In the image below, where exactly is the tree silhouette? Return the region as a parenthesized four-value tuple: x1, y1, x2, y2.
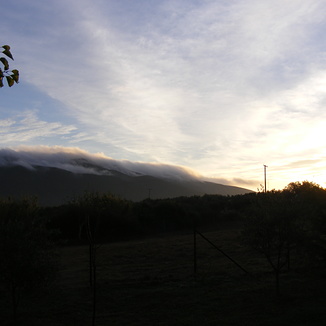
(70, 192, 107, 326)
(0, 197, 57, 325)
(243, 182, 326, 295)
(283, 181, 326, 265)
(242, 190, 297, 295)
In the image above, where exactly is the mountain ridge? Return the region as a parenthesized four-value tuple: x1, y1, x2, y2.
(0, 164, 253, 206)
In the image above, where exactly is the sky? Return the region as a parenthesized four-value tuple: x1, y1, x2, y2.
(1, 0, 326, 191)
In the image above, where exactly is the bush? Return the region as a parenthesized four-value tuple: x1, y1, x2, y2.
(0, 197, 58, 324)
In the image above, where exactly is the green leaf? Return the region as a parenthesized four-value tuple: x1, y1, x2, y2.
(6, 76, 14, 87)
(0, 57, 9, 70)
(2, 50, 14, 60)
(2, 45, 13, 60)
(0, 77, 4, 88)
(11, 70, 19, 83)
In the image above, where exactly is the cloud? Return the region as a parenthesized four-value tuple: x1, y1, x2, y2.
(0, 145, 203, 181)
(2, 0, 326, 191)
(0, 110, 76, 143)
(204, 176, 259, 189)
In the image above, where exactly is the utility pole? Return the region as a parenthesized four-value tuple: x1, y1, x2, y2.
(264, 165, 268, 192)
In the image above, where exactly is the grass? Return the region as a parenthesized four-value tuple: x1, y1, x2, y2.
(1, 227, 326, 325)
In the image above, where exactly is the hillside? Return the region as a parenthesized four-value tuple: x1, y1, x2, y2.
(0, 165, 252, 206)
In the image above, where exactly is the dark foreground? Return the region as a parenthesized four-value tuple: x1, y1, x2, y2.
(1, 228, 326, 325)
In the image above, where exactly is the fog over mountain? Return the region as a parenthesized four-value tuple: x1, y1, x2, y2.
(0, 146, 253, 205)
(0, 146, 202, 180)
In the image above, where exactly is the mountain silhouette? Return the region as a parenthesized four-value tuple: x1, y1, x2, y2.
(0, 164, 253, 206)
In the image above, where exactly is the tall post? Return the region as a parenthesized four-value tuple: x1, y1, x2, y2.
(264, 164, 268, 192)
(193, 216, 197, 278)
(194, 229, 197, 277)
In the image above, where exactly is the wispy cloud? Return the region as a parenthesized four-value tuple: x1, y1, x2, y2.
(0, 111, 76, 143)
(2, 0, 326, 190)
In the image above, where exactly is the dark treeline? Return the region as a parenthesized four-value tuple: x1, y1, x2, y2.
(2, 181, 326, 324)
(42, 180, 326, 291)
(43, 192, 251, 243)
(40, 180, 326, 248)
(2, 180, 326, 251)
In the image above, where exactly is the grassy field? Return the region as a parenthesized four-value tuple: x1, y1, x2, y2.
(2, 226, 326, 325)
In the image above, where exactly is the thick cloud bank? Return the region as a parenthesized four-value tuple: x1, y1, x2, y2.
(0, 146, 202, 181)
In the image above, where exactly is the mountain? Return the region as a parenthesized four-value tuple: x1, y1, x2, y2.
(0, 164, 253, 206)
(0, 148, 253, 206)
